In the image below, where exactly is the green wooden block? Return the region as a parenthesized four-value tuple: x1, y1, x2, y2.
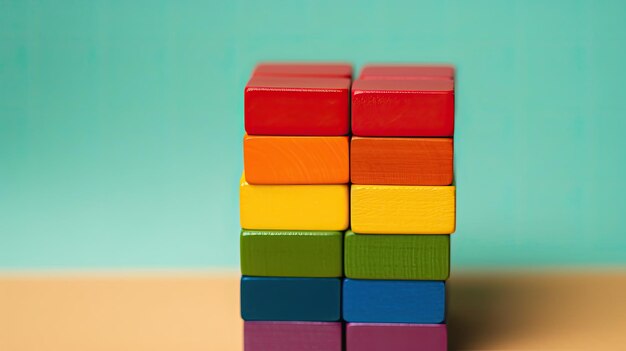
(241, 230, 343, 278)
(344, 231, 449, 280)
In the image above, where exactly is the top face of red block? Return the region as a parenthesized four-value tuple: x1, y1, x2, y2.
(252, 62, 353, 79)
(245, 76, 351, 136)
(359, 64, 455, 80)
(354, 79, 454, 92)
(351, 79, 455, 137)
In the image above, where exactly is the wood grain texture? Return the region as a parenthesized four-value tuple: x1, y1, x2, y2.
(240, 277, 341, 322)
(244, 321, 342, 351)
(344, 231, 449, 280)
(351, 185, 455, 234)
(343, 279, 445, 324)
(240, 230, 343, 278)
(245, 76, 350, 136)
(351, 79, 454, 137)
(347, 323, 447, 351)
(239, 174, 349, 231)
(351, 137, 453, 185)
(243, 135, 349, 185)
(252, 62, 352, 78)
(359, 64, 455, 80)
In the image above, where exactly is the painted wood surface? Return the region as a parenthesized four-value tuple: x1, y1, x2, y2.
(244, 135, 349, 185)
(239, 174, 349, 231)
(244, 321, 342, 351)
(347, 323, 447, 351)
(359, 64, 455, 80)
(343, 279, 446, 323)
(245, 76, 350, 136)
(240, 277, 341, 322)
(240, 230, 343, 278)
(344, 231, 449, 280)
(251, 62, 352, 78)
(351, 136, 453, 185)
(351, 79, 454, 137)
(351, 184, 455, 234)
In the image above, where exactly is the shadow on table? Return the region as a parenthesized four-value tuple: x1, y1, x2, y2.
(447, 272, 543, 351)
(446, 269, 626, 350)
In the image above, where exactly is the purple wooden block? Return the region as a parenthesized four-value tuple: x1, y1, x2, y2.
(244, 321, 342, 351)
(347, 323, 447, 351)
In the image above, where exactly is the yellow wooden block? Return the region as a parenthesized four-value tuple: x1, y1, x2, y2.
(351, 185, 455, 234)
(240, 174, 349, 231)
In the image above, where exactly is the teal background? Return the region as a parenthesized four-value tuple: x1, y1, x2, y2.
(2, 0, 625, 268)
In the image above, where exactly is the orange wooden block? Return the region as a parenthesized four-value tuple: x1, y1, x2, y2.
(244, 135, 349, 184)
(351, 137, 453, 185)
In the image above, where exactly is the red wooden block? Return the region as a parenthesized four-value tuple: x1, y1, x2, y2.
(347, 323, 447, 351)
(359, 64, 454, 80)
(352, 79, 454, 137)
(245, 321, 342, 351)
(245, 76, 351, 136)
(252, 62, 353, 78)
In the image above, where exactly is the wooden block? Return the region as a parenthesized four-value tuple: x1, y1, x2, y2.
(347, 323, 447, 351)
(240, 174, 349, 231)
(359, 64, 455, 80)
(343, 279, 445, 323)
(245, 76, 350, 136)
(351, 137, 453, 185)
(252, 62, 352, 78)
(245, 321, 342, 351)
(344, 231, 449, 280)
(244, 135, 349, 185)
(241, 230, 343, 278)
(351, 185, 455, 234)
(351, 79, 454, 137)
(241, 277, 341, 321)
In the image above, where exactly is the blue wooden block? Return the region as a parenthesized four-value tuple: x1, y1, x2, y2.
(343, 279, 445, 323)
(241, 277, 341, 321)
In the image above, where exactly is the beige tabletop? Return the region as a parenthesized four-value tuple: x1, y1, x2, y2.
(1, 269, 624, 350)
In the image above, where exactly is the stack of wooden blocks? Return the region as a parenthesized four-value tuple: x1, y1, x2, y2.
(240, 62, 455, 351)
